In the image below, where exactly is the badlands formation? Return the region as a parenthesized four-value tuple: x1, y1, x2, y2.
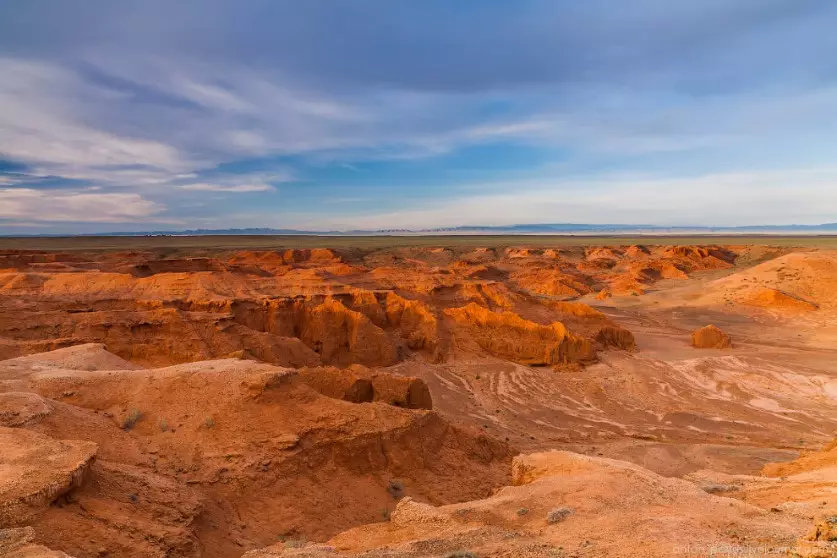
(1, 241, 837, 557)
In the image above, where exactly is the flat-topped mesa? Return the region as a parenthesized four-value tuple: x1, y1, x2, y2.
(444, 303, 596, 366)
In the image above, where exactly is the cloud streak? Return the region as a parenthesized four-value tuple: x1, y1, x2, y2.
(0, 188, 165, 223)
(180, 183, 274, 193)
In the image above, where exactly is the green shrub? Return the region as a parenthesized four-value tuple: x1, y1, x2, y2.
(121, 408, 142, 430)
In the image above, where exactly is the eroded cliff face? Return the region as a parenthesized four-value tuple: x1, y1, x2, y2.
(444, 303, 596, 366)
(0, 244, 699, 368)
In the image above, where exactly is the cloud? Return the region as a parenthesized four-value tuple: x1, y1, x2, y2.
(0, 188, 165, 223)
(0, 59, 192, 174)
(179, 183, 274, 193)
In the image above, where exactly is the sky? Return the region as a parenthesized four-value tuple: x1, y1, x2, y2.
(1, 0, 836, 233)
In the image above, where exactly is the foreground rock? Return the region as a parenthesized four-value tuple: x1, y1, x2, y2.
(0, 347, 512, 557)
(0, 427, 96, 525)
(691, 324, 732, 349)
(244, 450, 805, 557)
(0, 527, 75, 557)
(687, 438, 837, 558)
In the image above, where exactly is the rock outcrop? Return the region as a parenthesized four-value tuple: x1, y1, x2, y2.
(0, 527, 75, 557)
(0, 245, 729, 368)
(244, 450, 803, 557)
(0, 427, 97, 525)
(0, 347, 511, 556)
(691, 324, 732, 349)
(297, 366, 433, 409)
(444, 303, 596, 366)
(596, 325, 637, 351)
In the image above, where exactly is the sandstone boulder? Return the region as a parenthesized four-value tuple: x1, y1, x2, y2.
(596, 326, 637, 351)
(691, 324, 731, 349)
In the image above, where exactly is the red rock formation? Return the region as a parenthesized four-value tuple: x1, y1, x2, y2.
(297, 365, 432, 409)
(0, 348, 512, 557)
(444, 303, 596, 366)
(691, 324, 732, 349)
(511, 268, 594, 298)
(243, 450, 803, 558)
(0, 526, 75, 557)
(382, 292, 438, 351)
(596, 325, 637, 351)
(298, 298, 397, 366)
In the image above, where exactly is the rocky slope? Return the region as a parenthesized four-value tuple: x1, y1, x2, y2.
(0, 346, 512, 557)
(244, 450, 812, 557)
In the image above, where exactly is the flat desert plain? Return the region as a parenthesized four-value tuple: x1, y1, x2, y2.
(2, 236, 837, 558)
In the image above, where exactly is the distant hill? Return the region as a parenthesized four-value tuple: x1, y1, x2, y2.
(4, 223, 837, 237)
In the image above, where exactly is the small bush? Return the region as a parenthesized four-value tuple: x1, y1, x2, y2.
(121, 408, 142, 430)
(701, 483, 735, 494)
(546, 506, 574, 524)
(445, 552, 478, 558)
(159, 419, 169, 432)
(517, 507, 529, 516)
(204, 416, 216, 429)
(283, 538, 305, 549)
(387, 479, 405, 499)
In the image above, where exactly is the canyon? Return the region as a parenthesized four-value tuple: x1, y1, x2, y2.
(1, 238, 837, 557)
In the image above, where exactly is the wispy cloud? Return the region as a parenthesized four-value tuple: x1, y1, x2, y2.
(0, 188, 166, 223)
(179, 183, 274, 193)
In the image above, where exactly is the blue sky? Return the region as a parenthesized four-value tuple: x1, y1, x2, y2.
(1, 0, 836, 233)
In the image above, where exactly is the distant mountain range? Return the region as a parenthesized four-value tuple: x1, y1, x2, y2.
(14, 222, 836, 237)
